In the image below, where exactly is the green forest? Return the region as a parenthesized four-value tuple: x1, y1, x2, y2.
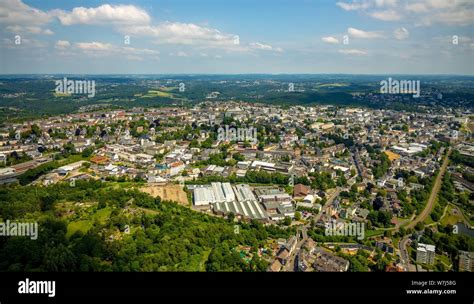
(0, 180, 294, 272)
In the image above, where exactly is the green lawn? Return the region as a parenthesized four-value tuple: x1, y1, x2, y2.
(440, 206, 465, 226)
(92, 207, 112, 224)
(66, 220, 93, 238)
(365, 230, 385, 238)
(142, 90, 173, 98)
(424, 215, 435, 225)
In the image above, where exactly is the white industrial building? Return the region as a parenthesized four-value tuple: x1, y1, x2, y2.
(211, 182, 226, 203)
(392, 143, 428, 156)
(193, 183, 269, 220)
(193, 186, 217, 206)
(214, 199, 267, 220)
(193, 182, 238, 206)
(234, 184, 258, 202)
(221, 182, 235, 202)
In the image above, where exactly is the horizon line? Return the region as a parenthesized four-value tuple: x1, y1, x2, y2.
(1, 73, 473, 77)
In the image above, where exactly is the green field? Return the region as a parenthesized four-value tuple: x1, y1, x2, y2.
(141, 90, 174, 98)
(92, 207, 112, 224)
(66, 220, 93, 238)
(440, 205, 465, 226)
(365, 230, 385, 238)
(315, 83, 349, 88)
(424, 214, 436, 225)
(53, 92, 71, 97)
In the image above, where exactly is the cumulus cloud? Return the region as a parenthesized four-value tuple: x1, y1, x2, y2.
(394, 27, 409, 40)
(0, 0, 53, 25)
(6, 25, 54, 35)
(55, 4, 151, 26)
(72, 41, 159, 60)
(348, 27, 383, 39)
(0, 0, 56, 37)
(375, 0, 398, 7)
(249, 42, 283, 52)
(321, 36, 340, 44)
(76, 41, 113, 52)
(121, 22, 281, 52)
(369, 10, 401, 21)
(55, 40, 71, 50)
(249, 42, 273, 50)
(405, 3, 429, 13)
(423, 9, 474, 26)
(338, 49, 368, 55)
(2, 37, 47, 48)
(120, 22, 236, 47)
(337, 0, 474, 25)
(337, 0, 397, 11)
(169, 51, 189, 57)
(336, 1, 370, 11)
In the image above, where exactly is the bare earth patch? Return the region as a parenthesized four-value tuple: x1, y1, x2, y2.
(140, 184, 189, 206)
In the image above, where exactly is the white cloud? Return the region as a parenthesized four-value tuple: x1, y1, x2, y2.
(55, 4, 151, 26)
(0, 0, 53, 26)
(424, 9, 474, 26)
(424, 0, 462, 10)
(121, 22, 236, 47)
(2, 37, 47, 48)
(336, 0, 397, 11)
(336, 1, 370, 11)
(405, 3, 429, 13)
(6, 25, 54, 35)
(369, 10, 401, 21)
(76, 41, 113, 52)
(375, 0, 398, 7)
(338, 49, 368, 55)
(55, 40, 71, 50)
(122, 22, 281, 52)
(249, 42, 273, 50)
(0, 0, 56, 36)
(348, 27, 383, 39)
(394, 27, 409, 40)
(249, 42, 283, 52)
(73, 41, 159, 60)
(321, 36, 340, 44)
(170, 51, 189, 57)
(338, 0, 474, 25)
(337, 1, 402, 21)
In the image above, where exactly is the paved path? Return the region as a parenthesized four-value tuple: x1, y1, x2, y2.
(406, 148, 451, 229)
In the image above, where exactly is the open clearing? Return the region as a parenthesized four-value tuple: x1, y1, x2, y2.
(135, 90, 175, 98)
(140, 184, 189, 206)
(66, 220, 93, 238)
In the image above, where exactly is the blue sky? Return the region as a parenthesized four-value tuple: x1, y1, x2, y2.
(0, 0, 473, 74)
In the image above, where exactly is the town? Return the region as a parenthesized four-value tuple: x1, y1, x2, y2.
(1, 101, 472, 272)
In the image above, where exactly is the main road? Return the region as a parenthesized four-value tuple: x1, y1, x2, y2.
(406, 148, 451, 230)
(398, 148, 451, 271)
